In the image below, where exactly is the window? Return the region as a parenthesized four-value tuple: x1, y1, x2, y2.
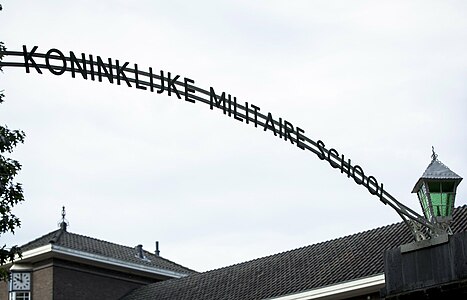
(427, 182, 456, 217)
(9, 292, 30, 300)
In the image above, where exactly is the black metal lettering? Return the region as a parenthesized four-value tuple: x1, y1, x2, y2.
(328, 148, 340, 168)
(366, 176, 379, 195)
(22, 45, 42, 74)
(45, 48, 67, 76)
(283, 120, 294, 144)
(134, 64, 147, 90)
(279, 118, 283, 138)
(115, 60, 131, 87)
(184, 77, 195, 103)
(296, 127, 305, 150)
(149, 67, 154, 92)
(264, 112, 277, 136)
(70, 51, 87, 79)
(167, 72, 181, 99)
(379, 183, 385, 203)
(340, 154, 352, 178)
(352, 165, 364, 185)
(96, 56, 113, 83)
(317, 140, 326, 160)
(233, 97, 243, 122)
(209, 87, 227, 113)
(245, 102, 249, 124)
(251, 104, 260, 128)
(89, 54, 95, 81)
(157, 70, 165, 94)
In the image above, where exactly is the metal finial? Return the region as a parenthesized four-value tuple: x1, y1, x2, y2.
(58, 206, 69, 231)
(431, 146, 438, 161)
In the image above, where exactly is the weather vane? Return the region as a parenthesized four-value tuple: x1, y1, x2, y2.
(431, 146, 438, 161)
(58, 206, 69, 230)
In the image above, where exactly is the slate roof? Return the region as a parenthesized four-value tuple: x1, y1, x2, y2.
(412, 158, 463, 192)
(20, 228, 195, 276)
(122, 205, 467, 300)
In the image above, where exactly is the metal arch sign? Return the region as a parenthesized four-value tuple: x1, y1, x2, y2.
(0, 45, 432, 235)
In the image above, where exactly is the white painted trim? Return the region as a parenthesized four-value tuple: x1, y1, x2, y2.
(19, 245, 53, 260)
(265, 274, 385, 300)
(51, 245, 188, 278)
(10, 244, 188, 279)
(10, 264, 33, 271)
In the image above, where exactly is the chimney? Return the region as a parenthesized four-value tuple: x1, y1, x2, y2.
(135, 244, 145, 259)
(155, 241, 160, 256)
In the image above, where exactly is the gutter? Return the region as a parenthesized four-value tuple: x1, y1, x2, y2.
(265, 274, 385, 300)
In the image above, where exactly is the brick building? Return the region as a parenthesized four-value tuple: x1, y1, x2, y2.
(0, 221, 195, 300)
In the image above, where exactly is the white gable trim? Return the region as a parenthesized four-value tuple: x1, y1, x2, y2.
(265, 274, 385, 300)
(12, 244, 188, 279)
(19, 244, 53, 259)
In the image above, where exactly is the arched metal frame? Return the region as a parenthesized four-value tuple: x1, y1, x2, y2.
(0, 46, 440, 241)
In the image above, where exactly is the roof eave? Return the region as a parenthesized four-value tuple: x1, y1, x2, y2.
(264, 274, 385, 300)
(3, 244, 189, 280)
(412, 177, 463, 193)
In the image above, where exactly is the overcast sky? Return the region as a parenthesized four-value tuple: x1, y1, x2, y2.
(1, 0, 466, 272)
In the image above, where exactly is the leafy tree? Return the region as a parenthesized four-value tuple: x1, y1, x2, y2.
(0, 3, 25, 281)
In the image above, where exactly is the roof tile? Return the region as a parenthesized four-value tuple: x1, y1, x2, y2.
(20, 229, 195, 276)
(122, 205, 467, 300)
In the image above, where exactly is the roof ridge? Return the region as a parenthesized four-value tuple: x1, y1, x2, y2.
(141, 249, 197, 273)
(20, 229, 62, 248)
(61, 230, 135, 249)
(60, 231, 158, 256)
(50, 230, 197, 273)
(49, 228, 66, 244)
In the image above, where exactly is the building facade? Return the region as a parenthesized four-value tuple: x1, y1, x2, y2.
(0, 222, 194, 300)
